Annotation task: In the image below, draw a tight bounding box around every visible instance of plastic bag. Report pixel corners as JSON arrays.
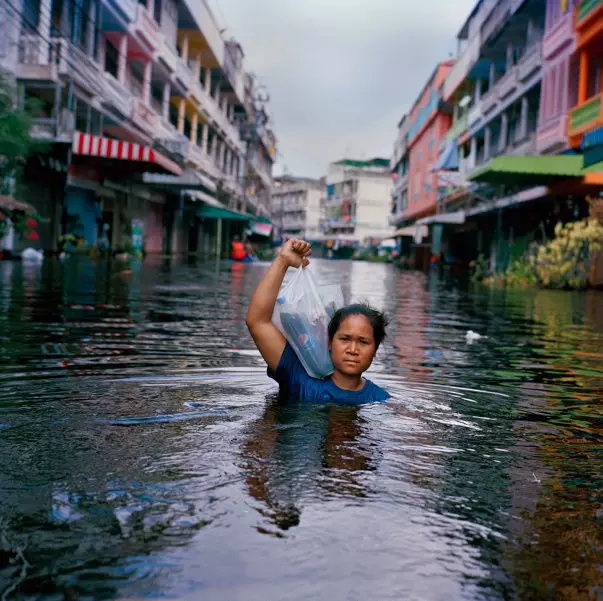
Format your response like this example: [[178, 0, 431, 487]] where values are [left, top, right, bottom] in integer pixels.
[[272, 267, 344, 379]]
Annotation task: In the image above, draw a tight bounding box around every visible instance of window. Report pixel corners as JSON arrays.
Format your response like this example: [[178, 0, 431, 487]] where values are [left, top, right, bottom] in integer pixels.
[[21, 0, 40, 33], [105, 39, 119, 78]]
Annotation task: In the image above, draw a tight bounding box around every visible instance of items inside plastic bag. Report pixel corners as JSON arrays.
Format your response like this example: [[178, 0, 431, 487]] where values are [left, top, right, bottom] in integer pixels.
[[272, 267, 344, 379]]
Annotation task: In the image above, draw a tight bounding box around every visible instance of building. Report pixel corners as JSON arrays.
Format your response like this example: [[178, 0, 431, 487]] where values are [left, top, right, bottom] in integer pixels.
[[320, 158, 393, 246], [389, 114, 410, 229], [0, 0, 275, 256], [536, 0, 577, 154], [270, 176, 323, 241], [405, 60, 454, 223]]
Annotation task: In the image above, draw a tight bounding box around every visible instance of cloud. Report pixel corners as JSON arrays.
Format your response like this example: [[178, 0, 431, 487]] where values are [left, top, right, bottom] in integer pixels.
[[209, 0, 476, 176]]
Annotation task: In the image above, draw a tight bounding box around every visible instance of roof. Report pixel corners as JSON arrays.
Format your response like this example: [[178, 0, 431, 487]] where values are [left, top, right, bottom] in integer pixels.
[[333, 158, 390, 169], [458, 0, 486, 39], [467, 155, 585, 185]]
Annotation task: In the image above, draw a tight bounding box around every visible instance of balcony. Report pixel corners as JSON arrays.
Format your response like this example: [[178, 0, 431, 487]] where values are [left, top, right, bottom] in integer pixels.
[[542, 10, 574, 60], [537, 114, 568, 153], [132, 97, 157, 133], [497, 68, 519, 101], [578, 0, 602, 24], [187, 142, 204, 167], [392, 173, 409, 195], [481, 88, 498, 116], [102, 72, 133, 118], [577, 0, 603, 49], [446, 113, 469, 141], [517, 44, 542, 83], [175, 58, 193, 93], [568, 94, 602, 140], [156, 34, 178, 74], [508, 131, 537, 156], [481, 0, 512, 44], [132, 4, 159, 51], [104, 0, 136, 24]]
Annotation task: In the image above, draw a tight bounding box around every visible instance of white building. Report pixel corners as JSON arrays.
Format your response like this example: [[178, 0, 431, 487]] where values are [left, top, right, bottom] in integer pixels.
[[321, 159, 393, 242], [271, 176, 323, 240], [0, 0, 275, 254]]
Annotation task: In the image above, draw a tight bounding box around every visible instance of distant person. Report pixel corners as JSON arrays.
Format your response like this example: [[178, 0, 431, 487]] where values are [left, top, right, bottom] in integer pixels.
[[231, 235, 247, 261], [244, 238, 258, 261], [246, 238, 389, 403]]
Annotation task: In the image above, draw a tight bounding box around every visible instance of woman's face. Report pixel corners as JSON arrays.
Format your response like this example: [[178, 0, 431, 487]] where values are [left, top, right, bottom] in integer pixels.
[[329, 314, 377, 377]]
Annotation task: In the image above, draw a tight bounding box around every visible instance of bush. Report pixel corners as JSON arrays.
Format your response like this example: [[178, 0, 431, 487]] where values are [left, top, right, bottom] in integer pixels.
[[534, 218, 603, 289], [474, 217, 603, 290]]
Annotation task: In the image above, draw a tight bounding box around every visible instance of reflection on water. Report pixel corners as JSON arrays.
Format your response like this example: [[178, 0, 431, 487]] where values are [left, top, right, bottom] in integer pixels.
[[0, 257, 601, 600]]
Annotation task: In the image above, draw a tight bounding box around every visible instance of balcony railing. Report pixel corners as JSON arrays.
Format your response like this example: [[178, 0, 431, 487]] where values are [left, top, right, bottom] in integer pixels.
[[175, 57, 193, 92], [188, 143, 204, 167], [157, 34, 178, 73], [103, 72, 133, 118], [568, 94, 602, 137], [446, 113, 469, 141], [132, 97, 157, 132], [517, 44, 542, 82], [133, 4, 159, 50], [578, 0, 602, 24]]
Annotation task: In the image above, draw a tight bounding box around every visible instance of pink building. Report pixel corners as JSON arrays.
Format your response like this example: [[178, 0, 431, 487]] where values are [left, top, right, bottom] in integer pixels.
[[406, 61, 454, 220], [536, 0, 577, 154]]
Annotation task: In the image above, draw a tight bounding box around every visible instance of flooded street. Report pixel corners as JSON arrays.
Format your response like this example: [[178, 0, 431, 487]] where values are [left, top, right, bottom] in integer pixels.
[[0, 257, 601, 601]]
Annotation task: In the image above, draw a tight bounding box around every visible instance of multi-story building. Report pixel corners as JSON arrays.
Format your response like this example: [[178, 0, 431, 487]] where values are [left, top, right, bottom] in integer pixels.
[[320, 158, 392, 243], [389, 114, 410, 228], [536, 0, 577, 154], [567, 0, 603, 167], [0, 0, 275, 255], [270, 176, 323, 240], [405, 60, 454, 224]]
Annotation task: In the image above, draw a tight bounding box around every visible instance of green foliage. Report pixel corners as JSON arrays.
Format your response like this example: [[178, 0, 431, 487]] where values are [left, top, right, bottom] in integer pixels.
[[0, 74, 47, 241], [473, 218, 603, 290]]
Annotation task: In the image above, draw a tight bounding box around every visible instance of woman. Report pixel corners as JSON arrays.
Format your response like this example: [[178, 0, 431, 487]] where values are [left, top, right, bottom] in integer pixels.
[[246, 238, 389, 403]]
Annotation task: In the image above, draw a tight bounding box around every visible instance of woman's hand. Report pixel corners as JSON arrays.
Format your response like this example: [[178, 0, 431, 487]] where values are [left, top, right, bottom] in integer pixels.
[[279, 238, 311, 269]]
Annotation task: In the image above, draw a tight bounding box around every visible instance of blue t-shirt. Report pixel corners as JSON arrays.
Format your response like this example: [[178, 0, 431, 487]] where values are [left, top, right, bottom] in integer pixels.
[[268, 344, 389, 404]]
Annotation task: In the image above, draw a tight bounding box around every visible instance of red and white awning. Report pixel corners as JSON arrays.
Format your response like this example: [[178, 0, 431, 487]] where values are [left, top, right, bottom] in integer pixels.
[[72, 132, 183, 176]]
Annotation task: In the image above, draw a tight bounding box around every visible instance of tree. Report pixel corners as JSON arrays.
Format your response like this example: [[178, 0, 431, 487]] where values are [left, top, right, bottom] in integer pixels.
[[0, 72, 43, 240]]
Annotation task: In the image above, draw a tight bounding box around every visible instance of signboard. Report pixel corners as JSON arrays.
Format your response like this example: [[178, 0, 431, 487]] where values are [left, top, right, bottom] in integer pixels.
[[251, 221, 272, 237]]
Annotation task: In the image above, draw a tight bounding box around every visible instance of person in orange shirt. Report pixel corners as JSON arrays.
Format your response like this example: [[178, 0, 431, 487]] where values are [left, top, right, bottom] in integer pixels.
[[231, 235, 247, 261]]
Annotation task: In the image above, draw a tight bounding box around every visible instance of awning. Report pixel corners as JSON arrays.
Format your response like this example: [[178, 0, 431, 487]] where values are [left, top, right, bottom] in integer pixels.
[[0, 195, 36, 213], [197, 204, 250, 221], [417, 211, 466, 225], [468, 155, 583, 185], [393, 225, 429, 238], [143, 169, 215, 192], [431, 140, 459, 172], [72, 132, 183, 176]]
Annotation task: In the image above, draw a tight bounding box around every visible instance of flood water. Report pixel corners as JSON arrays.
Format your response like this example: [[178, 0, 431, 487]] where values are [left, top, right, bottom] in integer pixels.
[[0, 257, 601, 601]]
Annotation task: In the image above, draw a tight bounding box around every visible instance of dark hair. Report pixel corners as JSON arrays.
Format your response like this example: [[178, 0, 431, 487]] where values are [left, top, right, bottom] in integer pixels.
[[328, 303, 389, 349]]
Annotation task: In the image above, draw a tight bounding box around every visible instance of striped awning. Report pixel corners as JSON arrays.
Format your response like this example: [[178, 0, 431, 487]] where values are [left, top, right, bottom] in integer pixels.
[[72, 132, 183, 176]]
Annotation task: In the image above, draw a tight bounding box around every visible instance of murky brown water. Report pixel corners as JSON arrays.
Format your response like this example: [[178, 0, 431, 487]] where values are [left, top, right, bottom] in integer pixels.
[[0, 256, 601, 600]]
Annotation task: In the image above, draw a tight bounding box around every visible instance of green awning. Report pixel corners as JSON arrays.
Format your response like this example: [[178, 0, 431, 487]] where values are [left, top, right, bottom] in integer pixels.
[[248, 214, 271, 224], [467, 155, 584, 185], [197, 205, 251, 221]]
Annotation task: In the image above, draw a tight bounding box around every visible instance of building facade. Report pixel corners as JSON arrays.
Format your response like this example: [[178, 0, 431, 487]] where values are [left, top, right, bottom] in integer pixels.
[[390, 114, 410, 228], [321, 159, 392, 243], [405, 61, 454, 222], [536, 0, 577, 154], [0, 0, 275, 256], [270, 176, 323, 241]]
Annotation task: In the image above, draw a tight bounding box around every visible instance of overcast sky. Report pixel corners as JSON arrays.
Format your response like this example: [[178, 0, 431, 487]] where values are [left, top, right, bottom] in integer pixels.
[[207, 0, 476, 177]]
